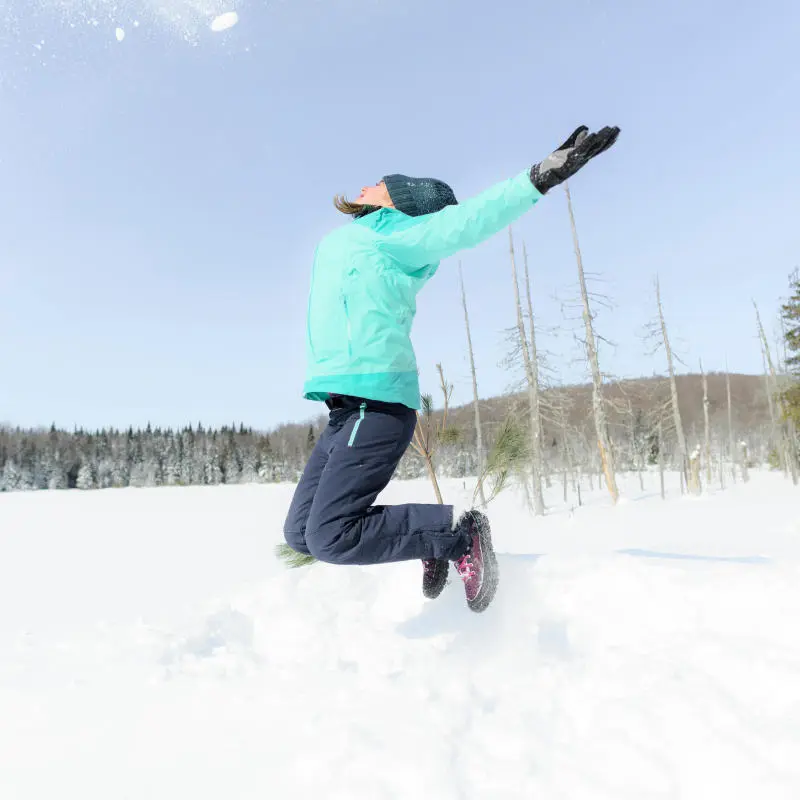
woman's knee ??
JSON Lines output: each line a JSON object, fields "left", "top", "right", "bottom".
{"left": 305, "top": 518, "right": 360, "bottom": 564}
{"left": 283, "top": 520, "right": 310, "bottom": 555}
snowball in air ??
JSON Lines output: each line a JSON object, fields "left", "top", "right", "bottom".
{"left": 116, "top": 28, "right": 125, "bottom": 42}
{"left": 210, "top": 11, "right": 239, "bottom": 32}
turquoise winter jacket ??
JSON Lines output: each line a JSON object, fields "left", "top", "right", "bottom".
{"left": 303, "top": 170, "right": 543, "bottom": 409}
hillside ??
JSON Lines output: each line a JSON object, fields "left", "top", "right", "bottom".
{"left": 458, "top": 372, "right": 771, "bottom": 444}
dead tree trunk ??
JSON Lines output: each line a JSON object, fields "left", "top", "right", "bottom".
{"left": 554, "top": 399, "right": 576, "bottom": 505}
{"left": 565, "top": 182, "right": 619, "bottom": 504}
{"left": 741, "top": 442, "right": 750, "bottom": 483}
{"left": 411, "top": 364, "right": 456, "bottom": 505}
{"left": 459, "top": 264, "right": 487, "bottom": 508}
{"left": 509, "top": 228, "right": 545, "bottom": 515}
{"left": 689, "top": 446, "right": 702, "bottom": 495}
{"left": 658, "top": 419, "right": 666, "bottom": 500}
{"left": 726, "top": 368, "right": 737, "bottom": 483}
{"left": 759, "top": 332, "right": 783, "bottom": 475}
{"left": 627, "top": 399, "right": 645, "bottom": 491}
{"left": 701, "top": 360, "right": 712, "bottom": 487}
{"left": 523, "top": 243, "right": 550, "bottom": 492}
{"left": 656, "top": 276, "right": 689, "bottom": 491}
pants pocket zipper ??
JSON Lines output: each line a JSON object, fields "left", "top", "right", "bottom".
{"left": 347, "top": 402, "right": 367, "bottom": 447}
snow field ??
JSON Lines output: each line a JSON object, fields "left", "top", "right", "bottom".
{"left": 0, "top": 472, "right": 798, "bottom": 799}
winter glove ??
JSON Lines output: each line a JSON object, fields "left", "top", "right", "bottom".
{"left": 530, "top": 125, "right": 620, "bottom": 194}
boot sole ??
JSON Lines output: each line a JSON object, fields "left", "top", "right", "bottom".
{"left": 422, "top": 560, "right": 449, "bottom": 599}
{"left": 467, "top": 519, "right": 500, "bottom": 613}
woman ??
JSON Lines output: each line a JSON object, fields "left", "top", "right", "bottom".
{"left": 284, "top": 124, "right": 620, "bottom": 612}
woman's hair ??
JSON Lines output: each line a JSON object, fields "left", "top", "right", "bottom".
{"left": 333, "top": 195, "right": 378, "bottom": 218}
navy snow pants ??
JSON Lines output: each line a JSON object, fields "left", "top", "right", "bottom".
{"left": 283, "top": 395, "right": 471, "bottom": 565}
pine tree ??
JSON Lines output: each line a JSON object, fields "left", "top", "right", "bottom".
{"left": 240, "top": 446, "right": 259, "bottom": 484}
{"left": 307, "top": 426, "right": 316, "bottom": 455}
{"left": 163, "top": 436, "right": 181, "bottom": 486}
{"left": 204, "top": 439, "right": 223, "bottom": 485}
{"left": 1, "top": 459, "right": 20, "bottom": 491}
{"left": 258, "top": 436, "right": 274, "bottom": 482}
{"left": 223, "top": 449, "right": 241, "bottom": 485}
{"left": 48, "top": 456, "right": 68, "bottom": 490}
{"left": 781, "top": 269, "right": 800, "bottom": 425}
{"left": 76, "top": 462, "right": 95, "bottom": 490}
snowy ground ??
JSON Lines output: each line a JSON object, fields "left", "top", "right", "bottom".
{"left": 1, "top": 472, "right": 799, "bottom": 799}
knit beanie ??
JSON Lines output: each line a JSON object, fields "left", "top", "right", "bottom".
{"left": 382, "top": 174, "right": 458, "bottom": 217}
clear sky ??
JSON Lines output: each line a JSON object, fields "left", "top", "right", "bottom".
{"left": 1, "top": 0, "right": 798, "bottom": 432}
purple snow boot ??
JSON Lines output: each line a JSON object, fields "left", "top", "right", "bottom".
{"left": 422, "top": 558, "right": 449, "bottom": 599}
{"left": 453, "top": 510, "right": 499, "bottom": 613}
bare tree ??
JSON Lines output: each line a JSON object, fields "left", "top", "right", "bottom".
{"left": 564, "top": 182, "right": 619, "bottom": 504}
{"left": 655, "top": 276, "right": 691, "bottom": 491}
{"left": 757, "top": 306, "right": 783, "bottom": 474}
{"left": 726, "top": 367, "right": 737, "bottom": 483}
{"left": 523, "top": 242, "right": 550, "bottom": 491}
{"left": 740, "top": 441, "right": 750, "bottom": 483}
{"left": 459, "top": 264, "right": 487, "bottom": 508}
{"left": 411, "top": 364, "right": 460, "bottom": 503}
{"left": 551, "top": 389, "right": 584, "bottom": 506}
{"left": 508, "top": 228, "right": 545, "bottom": 515}
{"left": 657, "top": 419, "right": 666, "bottom": 500}
{"left": 701, "top": 360, "right": 712, "bottom": 487}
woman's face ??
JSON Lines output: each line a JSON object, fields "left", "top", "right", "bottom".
{"left": 356, "top": 181, "right": 394, "bottom": 208}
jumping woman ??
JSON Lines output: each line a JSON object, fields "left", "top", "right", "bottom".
{"left": 284, "top": 124, "right": 620, "bottom": 612}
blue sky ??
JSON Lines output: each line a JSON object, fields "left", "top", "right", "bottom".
{"left": 1, "top": 0, "right": 798, "bottom": 431}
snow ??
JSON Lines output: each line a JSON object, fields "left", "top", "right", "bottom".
{"left": 210, "top": 10, "right": 239, "bottom": 33}
{"left": 1, "top": 472, "right": 799, "bottom": 799}
{"left": 5, "top": 1, "right": 243, "bottom": 44}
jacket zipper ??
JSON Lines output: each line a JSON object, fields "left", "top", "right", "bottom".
{"left": 348, "top": 402, "right": 367, "bottom": 447}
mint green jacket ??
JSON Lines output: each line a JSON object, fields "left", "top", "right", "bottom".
{"left": 303, "top": 170, "right": 543, "bottom": 409}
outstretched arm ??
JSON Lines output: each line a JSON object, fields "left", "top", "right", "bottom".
{"left": 376, "top": 170, "right": 541, "bottom": 269}
{"left": 376, "top": 124, "right": 620, "bottom": 270}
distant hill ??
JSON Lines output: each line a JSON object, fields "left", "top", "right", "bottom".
{"left": 308, "top": 372, "right": 775, "bottom": 475}
{"left": 300, "top": 372, "right": 771, "bottom": 447}
{"left": 447, "top": 372, "right": 771, "bottom": 444}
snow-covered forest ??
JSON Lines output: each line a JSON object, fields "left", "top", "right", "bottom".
{"left": 0, "top": 371, "right": 779, "bottom": 493}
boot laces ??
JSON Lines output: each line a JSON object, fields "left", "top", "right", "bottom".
{"left": 455, "top": 552, "right": 475, "bottom": 581}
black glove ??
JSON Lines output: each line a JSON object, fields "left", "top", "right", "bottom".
{"left": 530, "top": 125, "right": 620, "bottom": 194}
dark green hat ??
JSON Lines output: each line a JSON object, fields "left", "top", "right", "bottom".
{"left": 382, "top": 174, "right": 458, "bottom": 217}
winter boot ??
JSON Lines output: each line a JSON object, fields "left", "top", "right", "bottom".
{"left": 453, "top": 510, "right": 499, "bottom": 613}
{"left": 422, "top": 559, "right": 449, "bottom": 599}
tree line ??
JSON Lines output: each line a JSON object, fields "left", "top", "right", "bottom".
{"left": 0, "top": 369, "right": 780, "bottom": 495}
